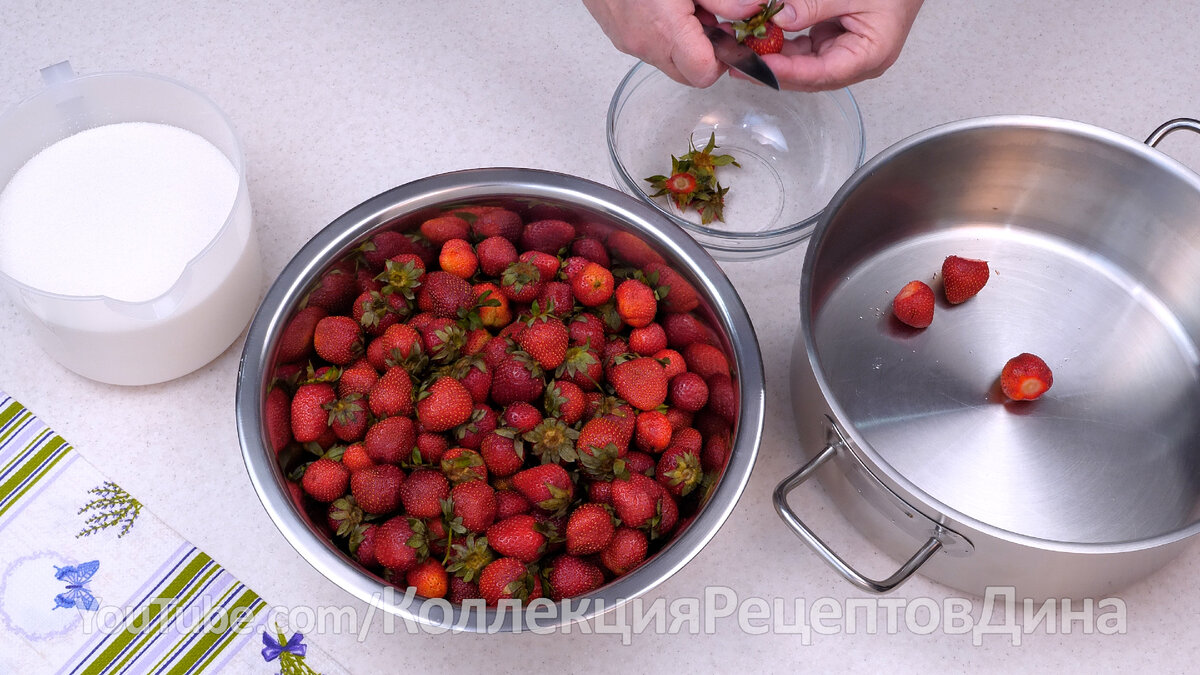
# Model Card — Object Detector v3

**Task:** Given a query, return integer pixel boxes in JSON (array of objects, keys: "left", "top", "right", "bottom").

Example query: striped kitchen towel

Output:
[{"left": 0, "top": 392, "right": 347, "bottom": 674}]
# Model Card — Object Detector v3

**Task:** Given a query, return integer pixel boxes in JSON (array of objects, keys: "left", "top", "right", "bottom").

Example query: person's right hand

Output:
[{"left": 582, "top": 0, "right": 770, "bottom": 88}]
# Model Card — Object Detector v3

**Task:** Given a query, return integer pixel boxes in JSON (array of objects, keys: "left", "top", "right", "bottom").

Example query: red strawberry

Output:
[
  {"left": 301, "top": 457, "right": 349, "bottom": 503},
  {"left": 470, "top": 208, "right": 524, "bottom": 242},
  {"left": 942, "top": 255, "right": 990, "bottom": 304},
  {"left": 600, "top": 526, "right": 648, "bottom": 575},
  {"left": 733, "top": 0, "right": 786, "bottom": 55},
  {"left": 568, "top": 313, "right": 607, "bottom": 349},
  {"left": 398, "top": 468, "right": 450, "bottom": 518},
  {"left": 671, "top": 427, "right": 703, "bottom": 455},
  {"left": 416, "top": 376, "right": 474, "bottom": 432},
  {"left": 656, "top": 446, "right": 703, "bottom": 497},
  {"left": 363, "top": 415, "right": 416, "bottom": 464},
  {"left": 489, "top": 353, "right": 546, "bottom": 406},
  {"left": 602, "top": 336, "right": 629, "bottom": 370},
  {"left": 479, "top": 558, "right": 542, "bottom": 606},
  {"left": 306, "top": 261, "right": 359, "bottom": 314},
  {"left": 474, "top": 282, "right": 513, "bottom": 329},
  {"left": 313, "top": 315, "right": 364, "bottom": 365},
  {"left": 480, "top": 430, "right": 525, "bottom": 477},
  {"left": 587, "top": 480, "right": 613, "bottom": 505},
  {"left": 571, "top": 262, "right": 614, "bottom": 307},
  {"left": 520, "top": 219, "right": 576, "bottom": 253},
  {"left": 546, "top": 555, "right": 605, "bottom": 601},
  {"left": 536, "top": 281, "right": 575, "bottom": 316},
  {"left": 449, "top": 576, "right": 481, "bottom": 604},
  {"left": 609, "top": 357, "right": 669, "bottom": 411},
  {"left": 277, "top": 305, "right": 327, "bottom": 363},
  {"left": 665, "top": 406, "right": 694, "bottom": 431},
  {"left": 500, "top": 261, "right": 543, "bottom": 303},
  {"left": 705, "top": 374, "right": 738, "bottom": 425},
  {"left": 477, "top": 236, "right": 519, "bottom": 277},
  {"left": 893, "top": 280, "right": 935, "bottom": 328},
  {"left": 376, "top": 322, "right": 423, "bottom": 368},
  {"left": 565, "top": 503, "right": 615, "bottom": 556},
  {"left": 351, "top": 463, "right": 404, "bottom": 514},
  {"left": 517, "top": 316, "right": 569, "bottom": 370},
  {"left": 544, "top": 380, "right": 586, "bottom": 425},
  {"left": 464, "top": 327, "right": 492, "bottom": 356},
  {"left": 421, "top": 317, "right": 466, "bottom": 364},
  {"left": 338, "top": 360, "right": 379, "bottom": 398},
  {"left": 571, "top": 237, "right": 611, "bottom": 267},
  {"left": 375, "top": 256, "right": 424, "bottom": 303},
  {"left": 419, "top": 215, "right": 471, "bottom": 245},
  {"left": 519, "top": 249, "right": 561, "bottom": 281},
  {"left": 362, "top": 230, "right": 423, "bottom": 269},
  {"left": 625, "top": 450, "right": 656, "bottom": 476},
  {"left": 560, "top": 255, "right": 591, "bottom": 283},
  {"left": 495, "top": 490, "right": 532, "bottom": 520},
  {"left": 326, "top": 394, "right": 368, "bottom": 442},
  {"left": 451, "top": 479, "right": 497, "bottom": 533},
  {"left": 744, "top": 21, "right": 783, "bottom": 54},
  {"left": 417, "top": 271, "right": 473, "bottom": 319},
  {"left": 368, "top": 366, "right": 413, "bottom": 417},
  {"left": 577, "top": 417, "right": 627, "bottom": 460},
  {"left": 662, "top": 312, "right": 713, "bottom": 349},
  {"left": 669, "top": 372, "right": 709, "bottom": 412},
  {"left": 557, "top": 344, "right": 603, "bottom": 393},
  {"left": 352, "top": 290, "right": 403, "bottom": 336},
  {"left": 635, "top": 410, "right": 673, "bottom": 453},
  {"left": 611, "top": 473, "right": 660, "bottom": 528},
  {"left": 502, "top": 401, "right": 543, "bottom": 434},
  {"left": 439, "top": 238, "right": 478, "bottom": 279},
  {"left": 487, "top": 514, "right": 547, "bottom": 563},
  {"left": 453, "top": 403, "right": 498, "bottom": 450},
  {"left": 643, "top": 261, "right": 700, "bottom": 313},
  {"left": 407, "top": 558, "right": 449, "bottom": 599},
  {"left": 682, "top": 343, "right": 730, "bottom": 379},
  {"left": 607, "top": 230, "right": 665, "bottom": 268},
  {"left": 651, "top": 482, "right": 680, "bottom": 537},
  {"left": 440, "top": 447, "right": 488, "bottom": 484},
  {"left": 265, "top": 386, "right": 292, "bottom": 454},
  {"left": 512, "top": 464, "right": 574, "bottom": 513},
  {"left": 1000, "top": 352, "right": 1053, "bottom": 401},
  {"left": 615, "top": 279, "right": 657, "bottom": 328},
  {"left": 416, "top": 432, "right": 449, "bottom": 464},
  {"left": 342, "top": 442, "right": 374, "bottom": 473},
  {"left": 291, "top": 382, "right": 336, "bottom": 443},
  {"left": 628, "top": 323, "right": 668, "bottom": 356},
  {"left": 356, "top": 523, "right": 379, "bottom": 568},
  {"left": 521, "top": 417, "right": 578, "bottom": 465},
  {"left": 374, "top": 516, "right": 418, "bottom": 572}
]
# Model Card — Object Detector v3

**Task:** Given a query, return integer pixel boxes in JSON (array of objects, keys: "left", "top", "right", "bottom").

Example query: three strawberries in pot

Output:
[{"left": 271, "top": 207, "right": 738, "bottom": 606}]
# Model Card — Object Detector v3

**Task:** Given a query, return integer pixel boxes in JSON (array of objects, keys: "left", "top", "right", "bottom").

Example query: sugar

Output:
[{"left": 0, "top": 122, "right": 238, "bottom": 302}]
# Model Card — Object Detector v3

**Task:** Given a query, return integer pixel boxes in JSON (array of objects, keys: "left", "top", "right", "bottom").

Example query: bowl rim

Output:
[
  {"left": 236, "top": 167, "right": 765, "bottom": 632},
  {"left": 605, "top": 61, "right": 866, "bottom": 250}
]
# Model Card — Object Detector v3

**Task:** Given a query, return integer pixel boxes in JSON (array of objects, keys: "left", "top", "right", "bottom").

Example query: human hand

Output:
[
  {"left": 582, "top": 0, "right": 771, "bottom": 88},
  {"left": 762, "top": 0, "right": 925, "bottom": 91}
]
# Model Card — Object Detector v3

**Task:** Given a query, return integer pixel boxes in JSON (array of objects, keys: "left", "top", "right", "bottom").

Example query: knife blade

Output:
[{"left": 702, "top": 23, "right": 780, "bottom": 90}]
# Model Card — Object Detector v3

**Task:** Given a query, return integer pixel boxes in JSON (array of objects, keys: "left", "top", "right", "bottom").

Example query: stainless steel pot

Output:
[
  {"left": 237, "top": 168, "right": 764, "bottom": 630},
  {"left": 775, "top": 116, "right": 1200, "bottom": 599}
]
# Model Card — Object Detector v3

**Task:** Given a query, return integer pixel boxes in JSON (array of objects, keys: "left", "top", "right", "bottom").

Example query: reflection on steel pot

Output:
[
  {"left": 236, "top": 168, "right": 764, "bottom": 631},
  {"left": 777, "top": 116, "right": 1200, "bottom": 599}
]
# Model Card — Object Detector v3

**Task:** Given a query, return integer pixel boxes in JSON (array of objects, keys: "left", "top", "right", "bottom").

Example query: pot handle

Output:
[
  {"left": 1145, "top": 118, "right": 1200, "bottom": 147},
  {"left": 772, "top": 443, "right": 942, "bottom": 593}
]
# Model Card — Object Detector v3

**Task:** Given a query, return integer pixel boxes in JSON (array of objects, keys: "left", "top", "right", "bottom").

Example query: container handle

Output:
[
  {"left": 1144, "top": 118, "right": 1200, "bottom": 147},
  {"left": 772, "top": 443, "right": 942, "bottom": 593}
]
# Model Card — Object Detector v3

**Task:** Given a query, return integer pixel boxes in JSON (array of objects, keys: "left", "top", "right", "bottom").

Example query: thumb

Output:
[
  {"left": 772, "top": 0, "right": 852, "bottom": 31},
  {"left": 695, "top": 0, "right": 768, "bottom": 21}
]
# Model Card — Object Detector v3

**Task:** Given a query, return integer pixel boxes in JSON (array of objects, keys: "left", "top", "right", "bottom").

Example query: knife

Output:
[{"left": 702, "top": 23, "right": 780, "bottom": 90}]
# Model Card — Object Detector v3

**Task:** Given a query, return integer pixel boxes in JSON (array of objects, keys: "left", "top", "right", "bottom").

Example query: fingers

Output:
[
  {"left": 763, "top": 34, "right": 881, "bottom": 91},
  {"left": 695, "top": 0, "right": 771, "bottom": 21},
  {"left": 772, "top": 0, "right": 854, "bottom": 31}
]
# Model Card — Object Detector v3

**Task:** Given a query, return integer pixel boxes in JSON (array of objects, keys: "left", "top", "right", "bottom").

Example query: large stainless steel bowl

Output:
[{"left": 236, "top": 168, "right": 764, "bottom": 630}]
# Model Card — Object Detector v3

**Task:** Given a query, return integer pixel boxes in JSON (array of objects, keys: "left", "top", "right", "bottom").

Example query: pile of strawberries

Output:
[{"left": 266, "top": 204, "right": 737, "bottom": 607}]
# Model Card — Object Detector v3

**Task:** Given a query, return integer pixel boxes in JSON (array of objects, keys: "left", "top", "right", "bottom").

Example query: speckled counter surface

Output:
[{"left": 2, "top": 1, "right": 1199, "bottom": 671}]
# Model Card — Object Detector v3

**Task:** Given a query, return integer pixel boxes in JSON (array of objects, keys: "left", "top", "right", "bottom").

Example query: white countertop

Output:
[{"left": 3, "top": 0, "right": 1200, "bottom": 671}]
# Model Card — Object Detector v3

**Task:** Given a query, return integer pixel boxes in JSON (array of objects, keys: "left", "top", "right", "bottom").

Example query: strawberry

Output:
[
  {"left": 406, "top": 558, "right": 449, "bottom": 598},
  {"left": 571, "top": 237, "right": 611, "bottom": 267},
  {"left": 448, "top": 576, "right": 481, "bottom": 604},
  {"left": 656, "top": 446, "right": 703, "bottom": 497},
  {"left": 364, "top": 415, "right": 416, "bottom": 465},
  {"left": 502, "top": 401, "right": 543, "bottom": 434},
  {"left": 517, "top": 314, "right": 569, "bottom": 370},
  {"left": 512, "top": 464, "right": 574, "bottom": 513},
  {"left": 500, "top": 261, "right": 543, "bottom": 303},
  {"left": 682, "top": 342, "right": 730, "bottom": 379},
  {"left": 355, "top": 523, "right": 379, "bottom": 567},
  {"left": 666, "top": 171, "right": 696, "bottom": 196},
  {"left": 470, "top": 208, "right": 523, "bottom": 242},
  {"left": 440, "top": 447, "right": 488, "bottom": 485},
  {"left": 489, "top": 352, "right": 546, "bottom": 406},
  {"left": 544, "top": 380, "right": 586, "bottom": 425},
  {"left": 705, "top": 374, "right": 738, "bottom": 425},
  {"left": 567, "top": 313, "right": 607, "bottom": 349},
  {"left": 350, "top": 463, "right": 404, "bottom": 514},
  {"left": 602, "top": 336, "right": 629, "bottom": 369},
  {"left": 398, "top": 468, "right": 450, "bottom": 518},
  {"left": 565, "top": 503, "right": 615, "bottom": 556},
  {"left": 377, "top": 323, "right": 424, "bottom": 369},
  {"left": 522, "top": 417, "right": 579, "bottom": 465},
  {"left": 419, "top": 215, "right": 471, "bottom": 245},
  {"left": 352, "top": 290, "right": 404, "bottom": 336},
  {"left": 520, "top": 219, "right": 576, "bottom": 254},
  {"left": 368, "top": 366, "right": 414, "bottom": 417},
  {"left": 572, "top": 262, "right": 614, "bottom": 307},
  {"left": 480, "top": 430, "right": 525, "bottom": 477},
  {"left": 615, "top": 279, "right": 657, "bottom": 328},
  {"left": 651, "top": 482, "right": 680, "bottom": 538},
  {"left": 439, "top": 238, "right": 478, "bottom": 279},
  {"left": 420, "top": 317, "right": 466, "bottom": 364},
  {"left": 487, "top": 514, "right": 547, "bottom": 563},
  {"left": 587, "top": 480, "right": 613, "bottom": 505},
  {"left": 643, "top": 261, "right": 700, "bottom": 314},
  {"left": 305, "top": 261, "right": 359, "bottom": 314},
  {"left": 635, "top": 410, "right": 673, "bottom": 453},
  {"left": 546, "top": 555, "right": 605, "bottom": 601},
  {"left": 375, "top": 256, "right": 424, "bottom": 302},
  {"left": 669, "top": 372, "right": 709, "bottom": 412},
  {"left": 662, "top": 312, "right": 714, "bottom": 349},
  {"left": 536, "top": 281, "right": 575, "bottom": 316},
  {"left": 519, "top": 249, "right": 561, "bottom": 281},
  {"left": 893, "top": 280, "right": 935, "bottom": 328},
  {"left": 265, "top": 386, "right": 292, "bottom": 454},
  {"left": 600, "top": 526, "right": 648, "bottom": 576},
  {"left": 701, "top": 423, "right": 732, "bottom": 473},
  {"left": 942, "top": 255, "right": 990, "bottom": 304},
  {"left": 464, "top": 328, "right": 492, "bottom": 355},
  {"left": 495, "top": 490, "right": 532, "bottom": 520},
  {"left": 453, "top": 403, "right": 498, "bottom": 449},
  {"left": 277, "top": 305, "right": 327, "bottom": 363},
  {"left": 477, "top": 236, "right": 519, "bottom": 277},
  {"left": 625, "top": 450, "right": 656, "bottom": 476},
  {"left": 609, "top": 357, "right": 669, "bottom": 411},
  {"left": 416, "top": 432, "right": 449, "bottom": 465},
  {"left": 342, "top": 442, "right": 374, "bottom": 473},
  {"left": 556, "top": 344, "right": 603, "bottom": 392},
  {"left": 733, "top": 1, "right": 786, "bottom": 55},
  {"left": 291, "top": 382, "right": 336, "bottom": 443},
  {"left": 326, "top": 394, "right": 368, "bottom": 442},
  {"left": 447, "top": 532, "right": 495, "bottom": 583},
  {"left": 301, "top": 457, "right": 349, "bottom": 503},
  {"left": 607, "top": 230, "right": 665, "bottom": 268},
  {"left": 628, "top": 323, "right": 667, "bottom": 356},
  {"left": 450, "top": 479, "right": 497, "bottom": 533},
  {"left": 362, "top": 230, "right": 422, "bottom": 269},
  {"left": 653, "top": 349, "right": 687, "bottom": 379},
  {"left": 416, "top": 376, "right": 474, "bottom": 432},
  {"left": 374, "top": 516, "right": 419, "bottom": 572},
  {"left": 576, "top": 417, "right": 628, "bottom": 460},
  {"left": 559, "top": 255, "right": 591, "bottom": 283},
  {"left": 611, "top": 473, "right": 659, "bottom": 528},
  {"left": 665, "top": 406, "right": 694, "bottom": 431},
  {"left": 338, "top": 360, "right": 379, "bottom": 398},
  {"left": 479, "top": 558, "right": 542, "bottom": 606},
  {"left": 417, "top": 270, "right": 473, "bottom": 319},
  {"left": 1000, "top": 352, "right": 1053, "bottom": 401},
  {"left": 474, "top": 282, "right": 513, "bottom": 328},
  {"left": 314, "top": 315, "right": 365, "bottom": 365}
]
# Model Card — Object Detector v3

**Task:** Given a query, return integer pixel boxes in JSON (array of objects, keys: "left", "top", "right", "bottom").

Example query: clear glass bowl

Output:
[{"left": 607, "top": 61, "right": 865, "bottom": 260}]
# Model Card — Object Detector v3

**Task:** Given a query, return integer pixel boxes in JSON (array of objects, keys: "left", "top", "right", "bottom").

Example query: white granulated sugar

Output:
[{"left": 0, "top": 122, "right": 238, "bottom": 302}]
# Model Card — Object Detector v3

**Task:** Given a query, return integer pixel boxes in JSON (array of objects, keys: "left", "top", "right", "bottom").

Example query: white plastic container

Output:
[{"left": 0, "top": 63, "right": 263, "bottom": 385}]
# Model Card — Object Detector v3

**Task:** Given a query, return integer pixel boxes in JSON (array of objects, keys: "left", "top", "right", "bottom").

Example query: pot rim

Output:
[
  {"left": 800, "top": 114, "right": 1200, "bottom": 555},
  {"left": 236, "top": 167, "right": 765, "bottom": 631}
]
